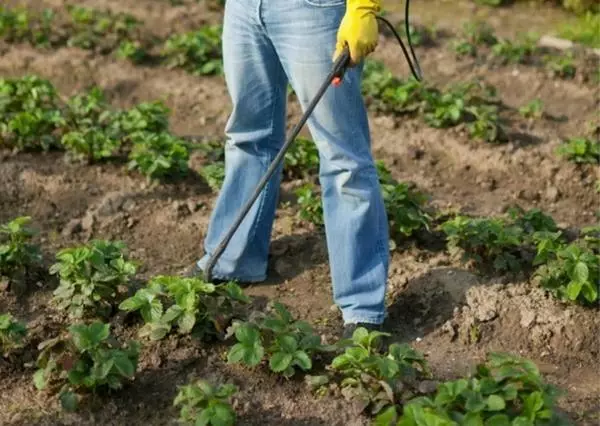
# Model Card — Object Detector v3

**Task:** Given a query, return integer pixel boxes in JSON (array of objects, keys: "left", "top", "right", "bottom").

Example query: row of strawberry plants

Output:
[
  {"left": 360, "top": 58, "right": 599, "bottom": 163},
  {"left": 1, "top": 75, "right": 192, "bottom": 180},
  {"left": 0, "top": 214, "right": 575, "bottom": 424},
  {"left": 0, "top": 5, "right": 223, "bottom": 76},
  {"left": 3, "top": 9, "right": 597, "bottom": 163},
  {"left": 441, "top": 206, "right": 599, "bottom": 305},
  {"left": 388, "top": 17, "right": 598, "bottom": 84},
  {"left": 0, "top": 307, "right": 570, "bottom": 426}
]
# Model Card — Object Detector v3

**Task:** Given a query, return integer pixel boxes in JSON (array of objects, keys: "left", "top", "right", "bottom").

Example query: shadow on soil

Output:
[
  {"left": 385, "top": 266, "right": 483, "bottom": 341},
  {"left": 265, "top": 231, "right": 328, "bottom": 284}
]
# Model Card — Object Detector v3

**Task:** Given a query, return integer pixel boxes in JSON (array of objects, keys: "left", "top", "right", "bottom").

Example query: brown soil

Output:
[{"left": 1, "top": 0, "right": 599, "bottom": 425}]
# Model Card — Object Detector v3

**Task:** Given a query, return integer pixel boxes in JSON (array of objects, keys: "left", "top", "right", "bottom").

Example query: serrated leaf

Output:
[
  {"left": 210, "top": 401, "right": 236, "bottom": 426},
  {"left": 177, "top": 311, "right": 196, "bottom": 334},
  {"left": 270, "top": 352, "right": 293, "bottom": 373},
  {"left": 573, "top": 261, "right": 589, "bottom": 283},
  {"left": 293, "top": 351, "right": 312, "bottom": 371},
  {"left": 486, "top": 394, "right": 506, "bottom": 411},
  {"left": 113, "top": 353, "right": 135, "bottom": 377}
]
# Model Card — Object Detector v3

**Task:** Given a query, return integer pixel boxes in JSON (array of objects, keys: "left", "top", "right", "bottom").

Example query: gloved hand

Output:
[{"left": 333, "top": 0, "right": 381, "bottom": 66}]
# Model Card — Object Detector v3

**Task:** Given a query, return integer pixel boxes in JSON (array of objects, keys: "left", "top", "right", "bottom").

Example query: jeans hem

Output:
[
  {"left": 342, "top": 314, "right": 385, "bottom": 325},
  {"left": 195, "top": 260, "right": 267, "bottom": 283}
]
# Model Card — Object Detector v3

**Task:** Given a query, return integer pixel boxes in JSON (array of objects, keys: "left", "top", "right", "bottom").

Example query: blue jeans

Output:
[{"left": 197, "top": 0, "right": 389, "bottom": 325}]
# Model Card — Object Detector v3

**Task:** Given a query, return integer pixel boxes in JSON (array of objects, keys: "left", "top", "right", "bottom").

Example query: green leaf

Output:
[
  {"left": 59, "top": 391, "right": 78, "bottom": 412},
  {"left": 235, "top": 323, "right": 259, "bottom": 345},
  {"left": 177, "top": 311, "right": 196, "bottom": 334},
  {"left": 227, "top": 341, "right": 264, "bottom": 367},
  {"left": 210, "top": 401, "right": 236, "bottom": 426},
  {"left": 113, "top": 353, "right": 135, "bottom": 377},
  {"left": 162, "top": 304, "right": 183, "bottom": 323},
  {"left": 276, "top": 334, "right": 298, "bottom": 353},
  {"left": 485, "top": 414, "right": 510, "bottom": 426},
  {"left": 581, "top": 281, "right": 598, "bottom": 303},
  {"left": 118, "top": 296, "right": 143, "bottom": 311},
  {"left": 566, "top": 280, "right": 583, "bottom": 300},
  {"left": 352, "top": 327, "right": 370, "bottom": 346},
  {"left": 463, "top": 412, "right": 484, "bottom": 426},
  {"left": 573, "top": 261, "right": 589, "bottom": 283},
  {"left": 33, "top": 369, "right": 47, "bottom": 390},
  {"left": 486, "top": 395, "right": 506, "bottom": 411},
  {"left": 269, "top": 352, "right": 293, "bottom": 373},
  {"left": 523, "top": 391, "right": 544, "bottom": 418},
  {"left": 227, "top": 343, "right": 247, "bottom": 364},
  {"left": 373, "top": 405, "right": 398, "bottom": 426},
  {"left": 293, "top": 350, "right": 312, "bottom": 371}
]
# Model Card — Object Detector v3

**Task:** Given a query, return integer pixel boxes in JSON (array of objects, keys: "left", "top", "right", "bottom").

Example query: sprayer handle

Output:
[{"left": 332, "top": 44, "right": 351, "bottom": 87}]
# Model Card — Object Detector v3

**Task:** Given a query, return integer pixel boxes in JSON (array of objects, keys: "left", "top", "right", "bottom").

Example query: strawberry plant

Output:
[
  {"left": 295, "top": 183, "right": 324, "bottom": 226},
  {"left": 50, "top": 240, "right": 137, "bottom": 319},
  {"left": 377, "top": 161, "right": 431, "bottom": 238},
  {"left": 0, "top": 7, "right": 55, "bottom": 47},
  {"left": 507, "top": 206, "right": 558, "bottom": 236},
  {"left": 534, "top": 240, "right": 599, "bottom": 305},
  {"left": 200, "top": 162, "right": 226, "bottom": 192},
  {"left": 422, "top": 89, "right": 467, "bottom": 128},
  {"left": 319, "top": 327, "right": 430, "bottom": 417},
  {"left": 33, "top": 321, "right": 140, "bottom": 411},
  {"left": 441, "top": 216, "right": 526, "bottom": 272},
  {"left": 226, "top": 302, "right": 335, "bottom": 378},
  {"left": 0, "top": 216, "right": 42, "bottom": 288},
  {"left": 116, "top": 40, "right": 149, "bottom": 63},
  {"left": 376, "top": 352, "right": 566, "bottom": 426},
  {"left": 127, "top": 132, "right": 190, "bottom": 180},
  {"left": 284, "top": 137, "right": 319, "bottom": 179},
  {"left": 119, "top": 275, "right": 249, "bottom": 341},
  {"left": 463, "top": 21, "right": 498, "bottom": 46},
  {"left": 161, "top": 26, "right": 223, "bottom": 75},
  {"left": 451, "top": 21, "right": 497, "bottom": 57},
  {"left": 61, "top": 128, "right": 121, "bottom": 163},
  {"left": 466, "top": 104, "right": 506, "bottom": 143},
  {"left": 556, "top": 136, "right": 599, "bottom": 164},
  {"left": 544, "top": 53, "right": 577, "bottom": 79},
  {"left": 0, "top": 313, "right": 27, "bottom": 356},
  {"left": 111, "top": 100, "right": 171, "bottom": 138},
  {"left": 362, "top": 60, "right": 425, "bottom": 114},
  {"left": 491, "top": 34, "right": 538, "bottom": 64},
  {"left": 66, "top": 5, "right": 140, "bottom": 52},
  {"left": 558, "top": 11, "right": 600, "bottom": 49},
  {"left": 0, "top": 75, "right": 64, "bottom": 150},
  {"left": 451, "top": 39, "right": 478, "bottom": 57},
  {"left": 60, "top": 88, "right": 125, "bottom": 162},
  {"left": 173, "top": 379, "right": 237, "bottom": 426},
  {"left": 519, "top": 98, "right": 545, "bottom": 119}
]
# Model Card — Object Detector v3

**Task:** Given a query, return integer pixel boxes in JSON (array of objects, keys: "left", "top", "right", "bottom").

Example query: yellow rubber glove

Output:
[{"left": 334, "top": 0, "right": 381, "bottom": 66}]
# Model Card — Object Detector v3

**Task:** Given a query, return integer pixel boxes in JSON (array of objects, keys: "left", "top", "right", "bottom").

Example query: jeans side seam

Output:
[{"left": 243, "top": 44, "right": 284, "bottom": 261}]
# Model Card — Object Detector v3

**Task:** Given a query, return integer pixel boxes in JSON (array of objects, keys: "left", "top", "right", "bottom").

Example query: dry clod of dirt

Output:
[
  {"left": 466, "top": 286, "right": 499, "bottom": 322},
  {"left": 61, "top": 218, "right": 83, "bottom": 237}
]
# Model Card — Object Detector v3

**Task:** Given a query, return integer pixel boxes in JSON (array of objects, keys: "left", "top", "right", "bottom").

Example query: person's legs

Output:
[
  {"left": 196, "top": 0, "right": 288, "bottom": 282},
  {"left": 264, "top": 0, "right": 389, "bottom": 325}
]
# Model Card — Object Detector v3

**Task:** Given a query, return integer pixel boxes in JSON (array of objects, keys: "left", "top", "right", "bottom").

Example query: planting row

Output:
[
  {"left": 1, "top": 4, "right": 598, "bottom": 83},
  {"left": 0, "top": 230, "right": 575, "bottom": 425},
  {"left": 0, "top": 5, "right": 222, "bottom": 75},
  {"left": 361, "top": 58, "right": 599, "bottom": 155}
]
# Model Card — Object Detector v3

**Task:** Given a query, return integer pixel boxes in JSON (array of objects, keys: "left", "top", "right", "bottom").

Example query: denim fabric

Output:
[{"left": 197, "top": 0, "right": 389, "bottom": 324}]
